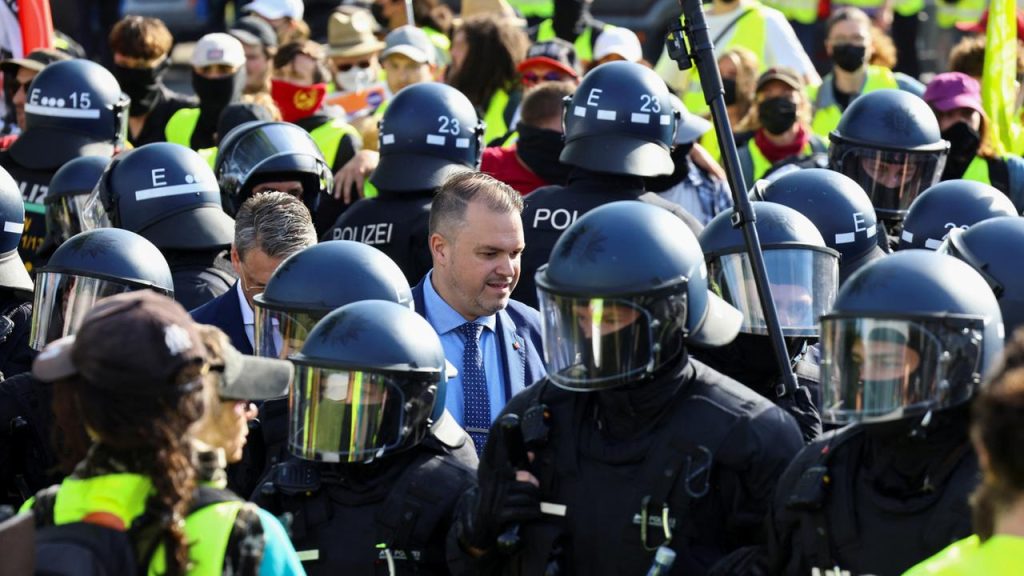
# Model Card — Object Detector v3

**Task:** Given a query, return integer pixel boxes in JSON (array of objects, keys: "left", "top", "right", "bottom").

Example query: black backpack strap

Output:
[
  {"left": 30, "top": 483, "right": 61, "bottom": 527},
  {"left": 986, "top": 156, "right": 1011, "bottom": 197}
]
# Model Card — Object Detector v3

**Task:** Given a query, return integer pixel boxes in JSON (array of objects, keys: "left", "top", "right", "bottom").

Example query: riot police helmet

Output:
[
  {"left": 754, "top": 168, "right": 888, "bottom": 284},
  {"left": 288, "top": 300, "right": 445, "bottom": 463},
  {"left": 30, "top": 227, "right": 174, "bottom": 350},
  {"left": 560, "top": 61, "right": 678, "bottom": 177},
  {"left": 898, "top": 179, "right": 1017, "bottom": 251},
  {"left": 938, "top": 216, "right": 1024, "bottom": 338},
  {"left": 370, "top": 82, "right": 485, "bottom": 193},
  {"left": 215, "top": 121, "right": 333, "bottom": 217},
  {"left": 535, "top": 201, "right": 742, "bottom": 391},
  {"left": 819, "top": 250, "right": 1003, "bottom": 425},
  {"left": 83, "top": 142, "right": 235, "bottom": 250},
  {"left": 828, "top": 89, "right": 949, "bottom": 222},
  {"left": 43, "top": 156, "right": 110, "bottom": 251},
  {"left": 700, "top": 201, "right": 839, "bottom": 337},
  {"left": 9, "top": 59, "right": 129, "bottom": 171},
  {"left": 0, "top": 165, "right": 32, "bottom": 294}
]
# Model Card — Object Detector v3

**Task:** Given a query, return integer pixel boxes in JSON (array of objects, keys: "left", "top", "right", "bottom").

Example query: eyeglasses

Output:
[
  {"left": 522, "top": 71, "right": 570, "bottom": 84},
  {"left": 336, "top": 60, "right": 372, "bottom": 72}
]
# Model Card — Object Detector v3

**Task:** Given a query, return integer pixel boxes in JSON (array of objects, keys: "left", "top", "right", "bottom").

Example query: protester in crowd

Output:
[
  {"left": 165, "top": 33, "right": 246, "bottom": 151},
  {"left": 589, "top": 25, "right": 643, "bottom": 69},
  {"left": 701, "top": 46, "right": 760, "bottom": 163},
  {"left": 244, "top": 0, "right": 308, "bottom": 45},
  {"left": 0, "top": 49, "right": 70, "bottom": 140},
  {"left": 371, "top": 0, "right": 454, "bottom": 64},
  {"left": 229, "top": 15, "right": 279, "bottom": 97},
  {"left": 323, "top": 7, "right": 389, "bottom": 145}
]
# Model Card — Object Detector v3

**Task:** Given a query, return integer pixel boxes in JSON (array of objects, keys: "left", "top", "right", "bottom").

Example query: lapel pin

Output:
[{"left": 513, "top": 341, "right": 521, "bottom": 350}]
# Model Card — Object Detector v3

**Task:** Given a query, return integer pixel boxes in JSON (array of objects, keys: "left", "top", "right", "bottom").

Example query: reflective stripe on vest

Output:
[
  {"left": 961, "top": 155, "right": 991, "bottom": 185},
  {"left": 49, "top": 474, "right": 238, "bottom": 576},
  {"left": 508, "top": 0, "right": 554, "bottom": 18},
  {"left": 809, "top": 66, "right": 899, "bottom": 140},
  {"left": 164, "top": 108, "right": 200, "bottom": 147},
  {"left": 483, "top": 87, "right": 511, "bottom": 146},
  {"left": 681, "top": 5, "right": 768, "bottom": 116},
  {"left": 536, "top": 19, "right": 601, "bottom": 62},
  {"left": 309, "top": 117, "right": 360, "bottom": 169},
  {"left": 762, "top": 0, "right": 816, "bottom": 25},
  {"left": 935, "top": 0, "right": 986, "bottom": 28}
]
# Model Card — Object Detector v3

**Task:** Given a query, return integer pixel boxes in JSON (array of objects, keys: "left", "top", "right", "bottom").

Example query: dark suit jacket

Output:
[
  {"left": 190, "top": 281, "right": 252, "bottom": 355},
  {"left": 413, "top": 276, "right": 546, "bottom": 401}
]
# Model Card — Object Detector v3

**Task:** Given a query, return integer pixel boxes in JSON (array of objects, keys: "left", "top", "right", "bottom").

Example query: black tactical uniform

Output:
[
  {"left": 450, "top": 202, "right": 803, "bottom": 575},
  {"left": 517, "top": 62, "right": 703, "bottom": 310},
  {"left": 324, "top": 82, "right": 485, "bottom": 287},
  {"left": 252, "top": 300, "right": 477, "bottom": 575}
]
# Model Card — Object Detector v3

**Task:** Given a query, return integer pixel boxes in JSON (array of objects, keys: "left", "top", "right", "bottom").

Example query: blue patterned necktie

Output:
[{"left": 459, "top": 321, "right": 491, "bottom": 455}]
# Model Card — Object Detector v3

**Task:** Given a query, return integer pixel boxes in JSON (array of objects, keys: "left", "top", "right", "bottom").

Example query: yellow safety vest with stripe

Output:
[
  {"left": 681, "top": 5, "right": 768, "bottom": 117},
  {"left": 809, "top": 66, "right": 899, "bottom": 141},
  {"left": 309, "top": 116, "right": 361, "bottom": 170},
  {"left": 35, "top": 474, "right": 241, "bottom": 576},
  {"left": 164, "top": 107, "right": 201, "bottom": 148},
  {"left": 422, "top": 26, "right": 452, "bottom": 65},
  {"left": 903, "top": 535, "right": 1024, "bottom": 576},
  {"left": 737, "top": 134, "right": 821, "bottom": 184},
  {"left": 535, "top": 19, "right": 616, "bottom": 63},
  {"left": 508, "top": 0, "right": 554, "bottom": 19},
  {"left": 762, "top": 0, "right": 817, "bottom": 25},
  {"left": 483, "top": 88, "right": 513, "bottom": 147},
  {"left": 893, "top": 0, "right": 925, "bottom": 17},
  {"left": 935, "top": 0, "right": 985, "bottom": 28},
  {"left": 962, "top": 156, "right": 991, "bottom": 186}
]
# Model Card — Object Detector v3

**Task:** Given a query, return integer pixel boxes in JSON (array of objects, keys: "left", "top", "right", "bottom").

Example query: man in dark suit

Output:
[
  {"left": 191, "top": 191, "right": 317, "bottom": 354},
  {"left": 412, "top": 172, "right": 545, "bottom": 454}
]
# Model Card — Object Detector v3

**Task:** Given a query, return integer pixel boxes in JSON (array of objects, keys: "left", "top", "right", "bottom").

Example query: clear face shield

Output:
[
  {"left": 30, "top": 273, "right": 138, "bottom": 350},
  {"left": 288, "top": 364, "right": 437, "bottom": 463},
  {"left": 538, "top": 290, "right": 687, "bottom": 391},
  {"left": 830, "top": 144, "right": 947, "bottom": 221},
  {"left": 707, "top": 248, "right": 839, "bottom": 337},
  {"left": 78, "top": 182, "right": 112, "bottom": 232},
  {"left": 819, "top": 315, "right": 984, "bottom": 425},
  {"left": 45, "top": 194, "right": 96, "bottom": 246},
  {"left": 253, "top": 306, "right": 323, "bottom": 361}
]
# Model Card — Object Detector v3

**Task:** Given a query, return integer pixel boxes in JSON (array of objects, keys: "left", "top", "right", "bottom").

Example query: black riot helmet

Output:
[
  {"left": 700, "top": 202, "right": 839, "bottom": 337},
  {"left": 288, "top": 300, "right": 445, "bottom": 463},
  {"left": 819, "top": 250, "right": 1003, "bottom": 426},
  {"left": 754, "top": 168, "right": 888, "bottom": 285},
  {"left": 560, "top": 61, "right": 678, "bottom": 177},
  {"left": 535, "top": 201, "right": 742, "bottom": 391},
  {"left": 938, "top": 217, "right": 1024, "bottom": 338},
  {"left": 9, "top": 59, "right": 129, "bottom": 171},
  {"left": 215, "top": 121, "right": 333, "bottom": 217},
  {"left": 828, "top": 89, "right": 949, "bottom": 222},
  {"left": 43, "top": 156, "right": 110, "bottom": 252},
  {"left": 371, "top": 82, "right": 485, "bottom": 193},
  {"left": 0, "top": 165, "right": 32, "bottom": 294},
  {"left": 898, "top": 179, "right": 1017, "bottom": 251},
  {"left": 30, "top": 228, "right": 174, "bottom": 350},
  {"left": 252, "top": 240, "right": 413, "bottom": 361},
  {"left": 83, "top": 142, "right": 235, "bottom": 250}
]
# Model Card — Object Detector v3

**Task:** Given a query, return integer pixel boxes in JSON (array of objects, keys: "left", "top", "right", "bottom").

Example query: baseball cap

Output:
[
  {"left": 756, "top": 66, "right": 804, "bottom": 93},
  {"left": 229, "top": 15, "right": 278, "bottom": 49},
  {"left": 923, "top": 72, "right": 984, "bottom": 115},
  {"left": 956, "top": 8, "right": 1024, "bottom": 39},
  {"left": 32, "top": 291, "right": 207, "bottom": 394},
  {"left": 517, "top": 39, "right": 579, "bottom": 78},
  {"left": 207, "top": 328, "right": 293, "bottom": 401},
  {"left": 669, "top": 94, "right": 711, "bottom": 144},
  {"left": 192, "top": 33, "right": 246, "bottom": 69},
  {"left": 244, "top": 0, "right": 304, "bottom": 21},
  {"left": 328, "top": 8, "right": 386, "bottom": 58},
  {"left": 593, "top": 27, "right": 643, "bottom": 63},
  {"left": 0, "top": 48, "right": 70, "bottom": 75},
  {"left": 381, "top": 26, "right": 436, "bottom": 65}
]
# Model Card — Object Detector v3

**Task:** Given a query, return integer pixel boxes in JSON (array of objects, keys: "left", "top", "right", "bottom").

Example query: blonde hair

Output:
[{"left": 718, "top": 47, "right": 760, "bottom": 118}]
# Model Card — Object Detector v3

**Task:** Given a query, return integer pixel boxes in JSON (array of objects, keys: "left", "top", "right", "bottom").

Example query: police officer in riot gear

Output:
[
  {"left": 757, "top": 251, "right": 1002, "bottom": 575},
  {"left": 939, "top": 216, "right": 1024, "bottom": 338},
  {"left": 0, "top": 59, "right": 129, "bottom": 270},
  {"left": 697, "top": 202, "right": 839, "bottom": 441},
  {"left": 323, "top": 82, "right": 485, "bottom": 286},
  {"left": 0, "top": 166, "right": 35, "bottom": 380},
  {"left": 39, "top": 156, "right": 110, "bottom": 263},
  {"left": 897, "top": 179, "right": 1017, "bottom": 251},
  {"left": 450, "top": 201, "right": 803, "bottom": 574},
  {"left": 252, "top": 300, "right": 477, "bottom": 575},
  {"left": 215, "top": 121, "right": 336, "bottom": 233},
  {"left": 827, "top": 89, "right": 949, "bottom": 246},
  {"left": 83, "top": 142, "right": 237, "bottom": 310},
  {"left": 517, "top": 61, "right": 704, "bottom": 309},
  {"left": 0, "top": 227, "right": 173, "bottom": 506},
  {"left": 753, "top": 168, "right": 888, "bottom": 284}
]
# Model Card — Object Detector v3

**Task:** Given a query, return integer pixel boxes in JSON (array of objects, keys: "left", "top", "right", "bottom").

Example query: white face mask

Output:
[{"left": 336, "top": 66, "right": 376, "bottom": 93}]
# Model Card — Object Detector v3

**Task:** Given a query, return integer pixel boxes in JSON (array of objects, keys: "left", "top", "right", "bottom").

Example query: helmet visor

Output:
[
  {"left": 539, "top": 293, "right": 676, "bottom": 391},
  {"left": 288, "top": 365, "right": 436, "bottom": 463},
  {"left": 819, "top": 316, "right": 984, "bottom": 425},
  {"left": 830, "top": 145, "right": 946, "bottom": 220},
  {"left": 78, "top": 187, "right": 112, "bottom": 232},
  {"left": 253, "top": 306, "right": 323, "bottom": 360},
  {"left": 45, "top": 194, "right": 95, "bottom": 246},
  {"left": 30, "top": 272, "right": 137, "bottom": 350},
  {"left": 708, "top": 248, "right": 839, "bottom": 337}
]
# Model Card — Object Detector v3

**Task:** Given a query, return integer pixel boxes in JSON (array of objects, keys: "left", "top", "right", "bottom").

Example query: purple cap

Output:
[{"left": 923, "top": 72, "right": 984, "bottom": 115}]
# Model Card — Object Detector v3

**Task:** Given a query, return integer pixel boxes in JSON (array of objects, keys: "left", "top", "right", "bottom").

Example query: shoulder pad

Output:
[{"left": 430, "top": 410, "right": 468, "bottom": 450}]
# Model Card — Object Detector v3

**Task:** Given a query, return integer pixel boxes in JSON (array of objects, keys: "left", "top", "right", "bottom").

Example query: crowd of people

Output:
[{"left": 0, "top": 0, "right": 1023, "bottom": 574}]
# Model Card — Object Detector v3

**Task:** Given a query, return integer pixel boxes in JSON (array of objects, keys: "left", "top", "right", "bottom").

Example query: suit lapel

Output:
[{"left": 496, "top": 309, "right": 526, "bottom": 399}]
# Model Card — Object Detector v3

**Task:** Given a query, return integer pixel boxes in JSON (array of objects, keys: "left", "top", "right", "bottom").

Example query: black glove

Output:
[{"left": 776, "top": 386, "right": 822, "bottom": 444}]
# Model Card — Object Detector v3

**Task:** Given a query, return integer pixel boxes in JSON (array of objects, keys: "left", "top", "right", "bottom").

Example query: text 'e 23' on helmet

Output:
[{"left": 898, "top": 179, "right": 1017, "bottom": 251}]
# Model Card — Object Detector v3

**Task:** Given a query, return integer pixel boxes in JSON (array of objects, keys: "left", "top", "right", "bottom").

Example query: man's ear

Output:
[
  {"left": 429, "top": 232, "right": 449, "bottom": 267},
  {"left": 230, "top": 245, "right": 242, "bottom": 276}
]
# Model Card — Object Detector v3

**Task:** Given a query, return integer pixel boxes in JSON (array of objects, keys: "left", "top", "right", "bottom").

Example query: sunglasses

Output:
[
  {"left": 336, "top": 60, "right": 372, "bottom": 72},
  {"left": 522, "top": 71, "right": 569, "bottom": 84}
]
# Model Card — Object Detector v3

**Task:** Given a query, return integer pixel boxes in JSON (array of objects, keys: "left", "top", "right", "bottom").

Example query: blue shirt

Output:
[
  {"left": 256, "top": 508, "right": 306, "bottom": 575},
  {"left": 423, "top": 271, "right": 507, "bottom": 428}
]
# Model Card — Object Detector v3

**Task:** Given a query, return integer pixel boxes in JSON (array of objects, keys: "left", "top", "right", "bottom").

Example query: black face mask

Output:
[
  {"left": 113, "top": 59, "right": 168, "bottom": 116},
  {"left": 192, "top": 69, "right": 245, "bottom": 117},
  {"left": 940, "top": 121, "right": 981, "bottom": 181},
  {"left": 516, "top": 124, "right": 572, "bottom": 185},
  {"left": 370, "top": 2, "right": 390, "bottom": 28},
  {"left": 552, "top": 0, "right": 586, "bottom": 40},
  {"left": 832, "top": 44, "right": 867, "bottom": 73},
  {"left": 722, "top": 77, "right": 738, "bottom": 106},
  {"left": 758, "top": 96, "right": 798, "bottom": 135},
  {"left": 644, "top": 143, "right": 694, "bottom": 193}
]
